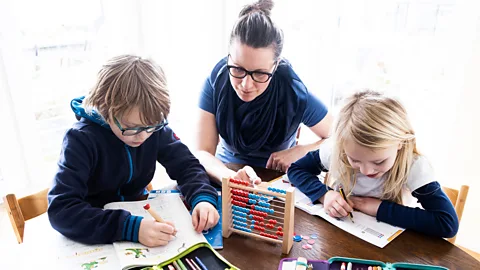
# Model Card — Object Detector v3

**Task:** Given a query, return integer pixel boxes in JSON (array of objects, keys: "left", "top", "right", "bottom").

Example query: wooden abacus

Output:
[{"left": 221, "top": 177, "right": 295, "bottom": 254}]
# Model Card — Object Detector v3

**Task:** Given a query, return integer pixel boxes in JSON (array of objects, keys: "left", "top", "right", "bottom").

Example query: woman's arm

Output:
[
  {"left": 266, "top": 112, "right": 333, "bottom": 172},
  {"left": 303, "top": 112, "right": 334, "bottom": 151},
  {"left": 195, "top": 109, "right": 236, "bottom": 185},
  {"left": 376, "top": 181, "right": 459, "bottom": 238}
]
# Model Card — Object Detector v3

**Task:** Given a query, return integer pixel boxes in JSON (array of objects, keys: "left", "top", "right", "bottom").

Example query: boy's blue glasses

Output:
[{"left": 114, "top": 117, "right": 168, "bottom": 136}]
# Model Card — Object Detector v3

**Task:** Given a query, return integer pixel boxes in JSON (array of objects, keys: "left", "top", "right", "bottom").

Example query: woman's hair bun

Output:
[{"left": 239, "top": 0, "right": 274, "bottom": 17}]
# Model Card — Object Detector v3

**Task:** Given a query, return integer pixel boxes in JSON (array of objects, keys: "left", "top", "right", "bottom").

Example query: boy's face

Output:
[
  {"left": 109, "top": 107, "right": 154, "bottom": 148},
  {"left": 343, "top": 139, "right": 401, "bottom": 179}
]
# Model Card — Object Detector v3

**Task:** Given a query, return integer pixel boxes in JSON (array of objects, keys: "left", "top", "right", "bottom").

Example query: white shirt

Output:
[{"left": 319, "top": 140, "right": 434, "bottom": 205}]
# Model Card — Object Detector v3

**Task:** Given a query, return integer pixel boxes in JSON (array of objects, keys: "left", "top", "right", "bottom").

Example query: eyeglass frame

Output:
[
  {"left": 226, "top": 54, "right": 278, "bottom": 83},
  {"left": 114, "top": 117, "right": 168, "bottom": 136}
]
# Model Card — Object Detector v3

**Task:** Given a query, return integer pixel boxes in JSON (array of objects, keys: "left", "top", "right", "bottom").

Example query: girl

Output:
[
  {"left": 287, "top": 90, "right": 458, "bottom": 238},
  {"left": 195, "top": 0, "right": 333, "bottom": 184}
]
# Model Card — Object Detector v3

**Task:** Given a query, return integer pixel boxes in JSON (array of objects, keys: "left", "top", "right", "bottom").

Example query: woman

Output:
[{"left": 196, "top": 0, "right": 332, "bottom": 184}]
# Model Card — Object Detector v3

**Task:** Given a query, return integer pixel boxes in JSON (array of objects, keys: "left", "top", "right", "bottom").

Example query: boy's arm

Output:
[
  {"left": 48, "top": 129, "right": 143, "bottom": 244},
  {"left": 287, "top": 150, "right": 329, "bottom": 203},
  {"left": 156, "top": 127, "right": 218, "bottom": 209},
  {"left": 376, "top": 181, "right": 459, "bottom": 238}
]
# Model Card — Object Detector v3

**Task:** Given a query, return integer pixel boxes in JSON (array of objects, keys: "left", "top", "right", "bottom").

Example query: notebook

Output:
[
  {"left": 270, "top": 176, "right": 404, "bottom": 248},
  {"left": 54, "top": 194, "right": 208, "bottom": 270},
  {"left": 148, "top": 189, "right": 224, "bottom": 249}
]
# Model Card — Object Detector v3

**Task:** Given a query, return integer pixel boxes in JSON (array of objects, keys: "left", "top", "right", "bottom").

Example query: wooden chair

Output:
[
  {"left": 4, "top": 183, "right": 155, "bottom": 244},
  {"left": 146, "top": 182, "right": 154, "bottom": 192},
  {"left": 442, "top": 185, "right": 469, "bottom": 244},
  {"left": 3, "top": 188, "right": 49, "bottom": 244}
]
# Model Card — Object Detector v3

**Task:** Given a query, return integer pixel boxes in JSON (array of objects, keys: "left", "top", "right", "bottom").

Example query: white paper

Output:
[
  {"left": 104, "top": 194, "right": 207, "bottom": 269},
  {"left": 271, "top": 176, "right": 404, "bottom": 248}
]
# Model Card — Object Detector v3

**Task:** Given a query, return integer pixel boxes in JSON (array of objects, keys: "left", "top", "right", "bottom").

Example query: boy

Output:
[{"left": 48, "top": 55, "right": 219, "bottom": 247}]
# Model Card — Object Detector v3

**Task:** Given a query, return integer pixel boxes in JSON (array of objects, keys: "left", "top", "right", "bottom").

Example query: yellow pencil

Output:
[{"left": 339, "top": 187, "right": 354, "bottom": 223}]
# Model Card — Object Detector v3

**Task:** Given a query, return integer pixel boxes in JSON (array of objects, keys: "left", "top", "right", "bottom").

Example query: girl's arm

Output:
[
  {"left": 287, "top": 150, "right": 329, "bottom": 203},
  {"left": 376, "top": 181, "right": 459, "bottom": 238}
]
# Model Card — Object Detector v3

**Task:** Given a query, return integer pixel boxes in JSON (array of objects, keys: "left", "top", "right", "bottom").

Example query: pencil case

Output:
[
  {"left": 278, "top": 256, "right": 450, "bottom": 270},
  {"left": 141, "top": 242, "right": 239, "bottom": 270}
]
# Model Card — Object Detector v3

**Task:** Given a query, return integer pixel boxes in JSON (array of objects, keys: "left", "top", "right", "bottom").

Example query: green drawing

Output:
[
  {"left": 125, "top": 248, "right": 150, "bottom": 258},
  {"left": 81, "top": 257, "right": 108, "bottom": 270},
  {"left": 81, "top": 261, "right": 98, "bottom": 270}
]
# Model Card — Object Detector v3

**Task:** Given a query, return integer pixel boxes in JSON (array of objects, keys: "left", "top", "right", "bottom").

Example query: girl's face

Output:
[
  {"left": 228, "top": 41, "right": 277, "bottom": 102},
  {"left": 344, "top": 139, "right": 401, "bottom": 179},
  {"left": 109, "top": 106, "right": 154, "bottom": 148}
]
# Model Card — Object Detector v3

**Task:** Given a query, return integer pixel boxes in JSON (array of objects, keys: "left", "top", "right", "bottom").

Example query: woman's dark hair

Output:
[{"left": 230, "top": 0, "right": 284, "bottom": 59}]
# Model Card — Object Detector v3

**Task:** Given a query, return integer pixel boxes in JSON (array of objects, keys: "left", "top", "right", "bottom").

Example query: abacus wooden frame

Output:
[{"left": 221, "top": 177, "right": 295, "bottom": 254}]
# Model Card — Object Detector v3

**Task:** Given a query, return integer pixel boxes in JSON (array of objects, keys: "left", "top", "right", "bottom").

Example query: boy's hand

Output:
[
  {"left": 233, "top": 166, "right": 262, "bottom": 185},
  {"left": 138, "top": 219, "right": 176, "bottom": 247},
  {"left": 192, "top": 202, "right": 220, "bottom": 233},
  {"left": 320, "top": 190, "right": 354, "bottom": 218},
  {"left": 349, "top": 196, "right": 381, "bottom": 217}
]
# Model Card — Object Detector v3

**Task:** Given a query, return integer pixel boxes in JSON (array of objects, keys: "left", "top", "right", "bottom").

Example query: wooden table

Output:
[{"left": 220, "top": 164, "right": 479, "bottom": 270}]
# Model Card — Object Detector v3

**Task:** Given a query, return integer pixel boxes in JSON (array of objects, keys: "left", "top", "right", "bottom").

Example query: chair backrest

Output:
[
  {"left": 442, "top": 185, "right": 469, "bottom": 244},
  {"left": 3, "top": 188, "right": 49, "bottom": 244}
]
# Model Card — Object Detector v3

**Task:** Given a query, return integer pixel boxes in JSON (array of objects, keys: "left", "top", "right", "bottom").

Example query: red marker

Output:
[{"left": 143, "top": 203, "right": 165, "bottom": 223}]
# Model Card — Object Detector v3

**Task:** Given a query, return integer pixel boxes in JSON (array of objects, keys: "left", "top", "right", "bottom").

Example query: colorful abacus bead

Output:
[
  {"left": 233, "top": 210, "right": 247, "bottom": 217},
  {"left": 234, "top": 225, "right": 251, "bottom": 233},
  {"left": 267, "top": 187, "right": 287, "bottom": 194},
  {"left": 277, "top": 226, "right": 283, "bottom": 231},
  {"left": 266, "top": 223, "right": 274, "bottom": 229},
  {"left": 260, "top": 232, "right": 279, "bottom": 239},
  {"left": 233, "top": 216, "right": 247, "bottom": 222},
  {"left": 258, "top": 201, "right": 270, "bottom": 207},
  {"left": 268, "top": 219, "right": 277, "bottom": 225},
  {"left": 232, "top": 200, "right": 247, "bottom": 207},
  {"left": 276, "top": 231, "right": 284, "bottom": 236}
]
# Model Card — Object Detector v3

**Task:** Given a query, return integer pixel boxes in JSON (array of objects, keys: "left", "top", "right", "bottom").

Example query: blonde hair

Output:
[
  {"left": 84, "top": 55, "right": 170, "bottom": 125},
  {"left": 328, "top": 90, "right": 418, "bottom": 204}
]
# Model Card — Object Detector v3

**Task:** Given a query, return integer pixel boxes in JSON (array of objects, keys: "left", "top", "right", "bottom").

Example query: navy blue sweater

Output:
[
  {"left": 287, "top": 150, "right": 459, "bottom": 238},
  {"left": 48, "top": 97, "right": 218, "bottom": 244}
]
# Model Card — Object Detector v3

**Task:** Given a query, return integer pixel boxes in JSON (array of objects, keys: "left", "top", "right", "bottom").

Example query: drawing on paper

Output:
[
  {"left": 125, "top": 248, "right": 150, "bottom": 258},
  {"left": 81, "top": 256, "right": 107, "bottom": 270}
]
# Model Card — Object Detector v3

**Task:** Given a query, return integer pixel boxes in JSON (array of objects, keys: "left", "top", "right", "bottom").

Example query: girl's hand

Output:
[
  {"left": 350, "top": 196, "right": 382, "bottom": 217},
  {"left": 232, "top": 166, "right": 262, "bottom": 185},
  {"left": 320, "top": 190, "right": 354, "bottom": 218},
  {"left": 191, "top": 202, "right": 220, "bottom": 233},
  {"left": 138, "top": 219, "right": 176, "bottom": 247},
  {"left": 266, "top": 145, "right": 307, "bottom": 173}
]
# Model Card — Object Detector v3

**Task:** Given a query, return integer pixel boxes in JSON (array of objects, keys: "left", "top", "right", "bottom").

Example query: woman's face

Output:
[{"left": 228, "top": 41, "right": 277, "bottom": 102}]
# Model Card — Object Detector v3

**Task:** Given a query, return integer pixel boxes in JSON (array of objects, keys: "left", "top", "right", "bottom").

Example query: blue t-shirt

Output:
[{"left": 199, "top": 57, "right": 328, "bottom": 167}]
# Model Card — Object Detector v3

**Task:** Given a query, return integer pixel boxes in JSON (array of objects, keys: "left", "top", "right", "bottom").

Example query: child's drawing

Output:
[{"left": 124, "top": 248, "right": 150, "bottom": 258}]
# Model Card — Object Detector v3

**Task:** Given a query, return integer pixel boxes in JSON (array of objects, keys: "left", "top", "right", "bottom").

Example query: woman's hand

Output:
[
  {"left": 349, "top": 196, "right": 382, "bottom": 217},
  {"left": 266, "top": 145, "right": 307, "bottom": 172},
  {"left": 138, "top": 219, "right": 176, "bottom": 247},
  {"left": 320, "top": 190, "right": 354, "bottom": 218},
  {"left": 232, "top": 166, "right": 262, "bottom": 185},
  {"left": 191, "top": 202, "right": 220, "bottom": 233}
]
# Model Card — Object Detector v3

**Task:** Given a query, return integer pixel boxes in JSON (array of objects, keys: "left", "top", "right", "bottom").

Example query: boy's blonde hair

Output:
[
  {"left": 84, "top": 55, "right": 170, "bottom": 125},
  {"left": 328, "top": 90, "right": 418, "bottom": 204}
]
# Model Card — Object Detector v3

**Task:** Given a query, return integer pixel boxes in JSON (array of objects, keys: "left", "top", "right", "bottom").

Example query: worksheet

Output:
[{"left": 270, "top": 177, "right": 404, "bottom": 248}]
